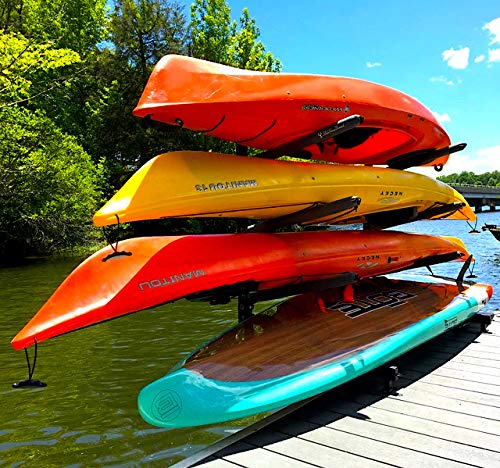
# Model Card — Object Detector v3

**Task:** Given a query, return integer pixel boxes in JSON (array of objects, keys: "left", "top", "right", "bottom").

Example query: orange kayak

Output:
[
  {"left": 134, "top": 55, "right": 454, "bottom": 169},
  {"left": 12, "top": 231, "right": 470, "bottom": 350}
]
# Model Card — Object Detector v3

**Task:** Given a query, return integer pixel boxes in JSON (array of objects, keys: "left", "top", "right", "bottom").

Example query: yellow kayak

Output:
[{"left": 93, "top": 151, "right": 476, "bottom": 228}]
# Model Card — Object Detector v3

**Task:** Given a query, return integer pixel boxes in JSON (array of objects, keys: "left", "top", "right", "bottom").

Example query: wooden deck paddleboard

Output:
[
  {"left": 12, "top": 231, "right": 470, "bottom": 350},
  {"left": 138, "top": 275, "right": 493, "bottom": 428},
  {"left": 133, "top": 55, "right": 455, "bottom": 169},
  {"left": 93, "top": 151, "right": 476, "bottom": 228}
]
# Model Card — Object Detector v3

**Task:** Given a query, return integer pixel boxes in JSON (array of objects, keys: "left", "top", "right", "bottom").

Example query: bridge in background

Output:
[{"left": 449, "top": 184, "right": 500, "bottom": 212}]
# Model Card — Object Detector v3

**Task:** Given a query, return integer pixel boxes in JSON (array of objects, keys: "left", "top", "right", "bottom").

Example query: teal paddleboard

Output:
[{"left": 138, "top": 274, "right": 492, "bottom": 428}]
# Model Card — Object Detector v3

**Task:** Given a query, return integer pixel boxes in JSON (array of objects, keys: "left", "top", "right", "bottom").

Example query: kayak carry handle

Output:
[
  {"left": 102, "top": 214, "right": 132, "bottom": 262},
  {"left": 13, "top": 338, "right": 47, "bottom": 389},
  {"left": 387, "top": 143, "right": 467, "bottom": 170},
  {"left": 416, "top": 202, "right": 466, "bottom": 221},
  {"left": 257, "top": 114, "right": 364, "bottom": 160}
]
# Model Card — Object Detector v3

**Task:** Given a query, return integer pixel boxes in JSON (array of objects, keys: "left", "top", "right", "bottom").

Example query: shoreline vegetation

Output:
[
  {"left": 437, "top": 171, "right": 499, "bottom": 186},
  {"left": 0, "top": 0, "right": 281, "bottom": 262},
  {"left": 1, "top": 1, "right": 498, "bottom": 262}
]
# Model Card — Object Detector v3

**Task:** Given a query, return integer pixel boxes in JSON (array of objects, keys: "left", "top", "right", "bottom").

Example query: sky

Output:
[{"left": 179, "top": 0, "right": 499, "bottom": 178}]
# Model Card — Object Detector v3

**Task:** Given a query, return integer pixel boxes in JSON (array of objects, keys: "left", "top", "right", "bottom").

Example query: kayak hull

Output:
[
  {"left": 12, "top": 231, "right": 470, "bottom": 350},
  {"left": 133, "top": 55, "right": 451, "bottom": 168},
  {"left": 93, "top": 151, "right": 475, "bottom": 227}
]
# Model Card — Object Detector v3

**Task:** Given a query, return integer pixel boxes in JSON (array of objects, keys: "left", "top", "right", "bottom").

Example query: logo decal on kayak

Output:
[
  {"left": 327, "top": 289, "right": 417, "bottom": 318},
  {"left": 195, "top": 180, "right": 258, "bottom": 192},
  {"left": 378, "top": 190, "right": 404, "bottom": 205},
  {"left": 444, "top": 317, "right": 458, "bottom": 329},
  {"left": 139, "top": 269, "right": 205, "bottom": 291},
  {"left": 357, "top": 255, "right": 380, "bottom": 262},
  {"left": 380, "top": 190, "right": 403, "bottom": 196},
  {"left": 356, "top": 254, "right": 381, "bottom": 270},
  {"left": 151, "top": 390, "right": 182, "bottom": 422},
  {"left": 302, "top": 104, "right": 350, "bottom": 113}
]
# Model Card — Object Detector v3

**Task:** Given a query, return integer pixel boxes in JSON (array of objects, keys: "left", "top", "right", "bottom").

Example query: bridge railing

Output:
[
  {"left": 448, "top": 183, "right": 498, "bottom": 188},
  {"left": 448, "top": 183, "right": 500, "bottom": 195}
]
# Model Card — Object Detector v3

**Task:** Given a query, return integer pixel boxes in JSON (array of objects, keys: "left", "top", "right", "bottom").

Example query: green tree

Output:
[
  {"left": 230, "top": 7, "right": 282, "bottom": 72},
  {"left": 110, "top": 0, "right": 187, "bottom": 81},
  {"left": 190, "top": 0, "right": 281, "bottom": 72},
  {"left": 0, "top": 0, "right": 110, "bottom": 153},
  {"left": 0, "top": 106, "right": 105, "bottom": 259},
  {"left": 0, "top": 32, "right": 104, "bottom": 259},
  {"left": 189, "top": 0, "right": 235, "bottom": 64},
  {"left": 83, "top": 0, "right": 192, "bottom": 180},
  {"left": 0, "top": 0, "right": 108, "bottom": 56},
  {"left": 0, "top": 30, "right": 81, "bottom": 108}
]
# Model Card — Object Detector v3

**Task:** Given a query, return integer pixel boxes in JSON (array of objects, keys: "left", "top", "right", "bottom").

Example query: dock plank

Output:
[
  {"left": 424, "top": 347, "right": 500, "bottom": 361},
  {"left": 457, "top": 350, "right": 500, "bottom": 361},
  {"left": 403, "top": 360, "right": 500, "bottom": 380},
  {"left": 400, "top": 369, "right": 500, "bottom": 396},
  {"left": 197, "top": 459, "right": 241, "bottom": 468},
  {"left": 359, "top": 386, "right": 500, "bottom": 423},
  {"left": 216, "top": 441, "right": 315, "bottom": 468},
  {"left": 192, "top": 316, "right": 500, "bottom": 468},
  {"left": 395, "top": 356, "right": 500, "bottom": 382},
  {"left": 244, "top": 427, "right": 388, "bottom": 468},
  {"left": 397, "top": 378, "right": 500, "bottom": 408},
  {"left": 454, "top": 331, "right": 500, "bottom": 345},
  {"left": 423, "top": 335, "right": 500, "bottom": 352},
  {"left": 438, "top": 354, "right": 500, "bottom": 369},
  {"left": 403, "top": 354, "right": 500, "bottom": 376},
  {"left": 328, "top": 398, "right": 500, "bottom": 454},
  {"left": 299, "top": 410, "right": 499, "bottom": 467},
  {"left": 280, "top": 419, "right": 468, "bottom": 468}
]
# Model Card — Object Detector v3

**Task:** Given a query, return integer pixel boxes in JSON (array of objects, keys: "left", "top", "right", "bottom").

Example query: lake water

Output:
[{"left": 0, "top": 211, "right": 499, "bottom": 466}]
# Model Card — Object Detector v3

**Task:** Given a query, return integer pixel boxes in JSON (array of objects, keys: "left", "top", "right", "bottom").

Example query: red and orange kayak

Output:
[
  {"left": 12, "top": 231, "right": 470, "bottom": 350},
  {"left": 133, "top": 55, "right": 454, "bottom": 169}
]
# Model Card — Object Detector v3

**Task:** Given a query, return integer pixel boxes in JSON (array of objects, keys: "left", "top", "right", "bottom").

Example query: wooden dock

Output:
[{"left": 177, "top": 312, "right": 500, "bottom": 468}]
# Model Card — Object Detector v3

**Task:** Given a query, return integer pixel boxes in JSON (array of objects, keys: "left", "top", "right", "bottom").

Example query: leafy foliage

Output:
[
  {"left": 437, "top": 171, "right": 500, "bottom": 187},
  {"left": 110, "top": 0, "right": 187, "bottom": 80},
  {"left": 0, "top": 31, "right": 81, "bottom": 107},
  {"left": 190, "top": 0, "right": 281, "bottom": 72},
  {"left": 0, "top": 0, "right": 283, "bottom": 259},
  {"left": 0, "top": 31, "right": 104, "bottom": 259},
  {"left": 230, "top": 8, "right": 282, "bottom": 72},
  {"left": 0, "top": 0, "right": 108, "bottom": 56},
  {"left": 0, "top": 106, "right": 104, "bottom": 259},
  {"left": 85, "top": 0, "right": 193, "bottom": 175}
]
